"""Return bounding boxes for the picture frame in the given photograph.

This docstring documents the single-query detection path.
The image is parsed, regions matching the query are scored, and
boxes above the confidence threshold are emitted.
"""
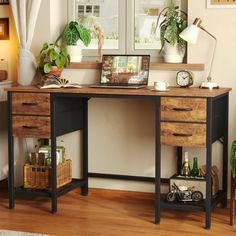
[207,0,236,8]
[0,0,9,5]
[0,18,9,40]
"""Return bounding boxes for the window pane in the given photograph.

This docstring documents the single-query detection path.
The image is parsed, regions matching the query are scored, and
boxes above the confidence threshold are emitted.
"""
[134,0,166,50]
[75,0,119,50]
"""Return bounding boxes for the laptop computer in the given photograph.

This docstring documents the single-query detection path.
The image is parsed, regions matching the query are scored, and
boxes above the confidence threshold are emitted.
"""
[91,54,150,89]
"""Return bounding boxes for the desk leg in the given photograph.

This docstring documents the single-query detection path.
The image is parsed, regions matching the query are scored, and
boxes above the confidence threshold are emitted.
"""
[81,98,89,196]
[155,97,161,224]
[8,92,14,209]
[230,175,235,225]
[222,94,229,208]
[205,98,213,229]
[51,95,57,213]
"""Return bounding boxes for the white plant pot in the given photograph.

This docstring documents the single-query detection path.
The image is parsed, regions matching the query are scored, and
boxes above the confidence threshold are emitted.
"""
[163,42,185,63]
[66,45,82,62]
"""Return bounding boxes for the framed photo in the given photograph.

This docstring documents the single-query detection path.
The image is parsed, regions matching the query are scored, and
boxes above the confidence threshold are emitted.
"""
[0,0,9,5]
[0,18,9,40]
[207,0,236,8]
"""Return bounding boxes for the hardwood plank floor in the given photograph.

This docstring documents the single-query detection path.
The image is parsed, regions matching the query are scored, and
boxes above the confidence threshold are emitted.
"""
[0,188,235,236]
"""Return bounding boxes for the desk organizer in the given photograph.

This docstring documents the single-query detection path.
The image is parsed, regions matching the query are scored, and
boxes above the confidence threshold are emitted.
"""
[23,159,72,189]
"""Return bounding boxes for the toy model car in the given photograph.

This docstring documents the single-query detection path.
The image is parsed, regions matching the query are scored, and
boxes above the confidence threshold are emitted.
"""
[166,183,203,202]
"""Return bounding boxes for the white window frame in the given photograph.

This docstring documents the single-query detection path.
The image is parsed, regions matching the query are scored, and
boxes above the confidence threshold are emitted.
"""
[67,0,185,62]
[126,0,161,62]
[68,0,126,60]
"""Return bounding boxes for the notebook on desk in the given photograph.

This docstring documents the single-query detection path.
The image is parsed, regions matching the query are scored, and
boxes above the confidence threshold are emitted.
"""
[90,54,150,89]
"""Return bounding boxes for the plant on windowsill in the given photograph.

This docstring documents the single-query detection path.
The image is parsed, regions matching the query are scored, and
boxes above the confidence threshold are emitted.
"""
[36,42,70,77]
[78,16,104,61]
[55,21,91,63]
[155,0,187,63]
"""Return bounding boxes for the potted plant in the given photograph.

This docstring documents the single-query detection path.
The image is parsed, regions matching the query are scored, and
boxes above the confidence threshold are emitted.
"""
[56,21,91,62]
[156,0,187,63]
[36,42,70,77]
[78,16,104,61]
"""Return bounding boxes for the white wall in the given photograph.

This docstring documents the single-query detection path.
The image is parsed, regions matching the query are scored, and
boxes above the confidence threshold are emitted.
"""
[0,5,18,81]
[187,0,236,195]
[0,4,18,180]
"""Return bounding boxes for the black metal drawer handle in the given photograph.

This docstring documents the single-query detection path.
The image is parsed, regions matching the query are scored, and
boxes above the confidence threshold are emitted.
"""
[173,133,192,137]
[22,102,38,106]
[22,125,38,129]
[172,108,193,111]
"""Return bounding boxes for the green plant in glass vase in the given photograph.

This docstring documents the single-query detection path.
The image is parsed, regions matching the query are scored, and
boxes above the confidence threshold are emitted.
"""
[156,0,187,63]
[36,42,70,77]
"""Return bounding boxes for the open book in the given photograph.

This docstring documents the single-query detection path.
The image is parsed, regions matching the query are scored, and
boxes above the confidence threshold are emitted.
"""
[39,76,81,89]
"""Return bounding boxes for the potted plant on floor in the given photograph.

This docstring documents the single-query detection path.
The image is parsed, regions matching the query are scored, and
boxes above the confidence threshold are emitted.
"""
[56,21,91,62]
[155,0,187,63]
[36,42,70,77]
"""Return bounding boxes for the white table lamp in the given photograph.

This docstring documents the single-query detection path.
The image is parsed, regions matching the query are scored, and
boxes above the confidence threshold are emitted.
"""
[179,18,218,89]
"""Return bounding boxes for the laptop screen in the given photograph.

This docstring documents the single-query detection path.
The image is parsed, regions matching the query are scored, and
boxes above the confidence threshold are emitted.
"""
[100,55,150,85]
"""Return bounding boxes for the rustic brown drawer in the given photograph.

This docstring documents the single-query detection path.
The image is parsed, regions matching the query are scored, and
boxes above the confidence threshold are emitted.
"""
[12,93,50,115]
[161,97,207,122]
[12,115,50,138]
[161,122,206,147]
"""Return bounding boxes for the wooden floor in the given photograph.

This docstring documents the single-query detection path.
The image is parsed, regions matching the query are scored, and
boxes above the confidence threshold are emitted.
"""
[0,188,235,236]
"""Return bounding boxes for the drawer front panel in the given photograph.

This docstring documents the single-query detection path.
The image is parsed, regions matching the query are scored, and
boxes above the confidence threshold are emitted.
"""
[161,122,206,147]
[12,93,50,115]
[161,97,207,122]
[12,115,50,138]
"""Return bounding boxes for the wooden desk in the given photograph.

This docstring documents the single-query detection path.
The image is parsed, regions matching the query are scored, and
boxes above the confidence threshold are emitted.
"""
[5,86,231,229]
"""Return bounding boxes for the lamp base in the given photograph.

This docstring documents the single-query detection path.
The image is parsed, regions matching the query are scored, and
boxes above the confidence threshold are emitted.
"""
[200,81,219,90]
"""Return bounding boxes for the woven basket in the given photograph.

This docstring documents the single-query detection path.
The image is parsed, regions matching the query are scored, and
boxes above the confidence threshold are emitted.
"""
[23,159,72,189]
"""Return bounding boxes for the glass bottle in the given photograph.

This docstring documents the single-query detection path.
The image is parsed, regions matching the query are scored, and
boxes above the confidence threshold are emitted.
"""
[180,151,191,176]
[190,157,199,177]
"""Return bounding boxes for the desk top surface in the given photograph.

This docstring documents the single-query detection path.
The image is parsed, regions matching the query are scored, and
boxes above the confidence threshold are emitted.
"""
[5,85,231,98]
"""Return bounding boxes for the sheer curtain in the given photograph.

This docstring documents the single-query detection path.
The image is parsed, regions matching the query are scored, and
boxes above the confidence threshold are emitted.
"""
[10,0,42,85]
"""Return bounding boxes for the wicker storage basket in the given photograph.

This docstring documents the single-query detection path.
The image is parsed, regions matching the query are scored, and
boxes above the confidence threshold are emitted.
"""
[24,159,72,189]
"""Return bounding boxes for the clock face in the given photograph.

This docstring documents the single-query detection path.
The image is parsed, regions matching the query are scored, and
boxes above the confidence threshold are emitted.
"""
[176,70,193,87]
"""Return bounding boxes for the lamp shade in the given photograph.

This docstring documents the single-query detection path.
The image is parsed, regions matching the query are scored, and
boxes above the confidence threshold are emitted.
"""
[179,24,200,44]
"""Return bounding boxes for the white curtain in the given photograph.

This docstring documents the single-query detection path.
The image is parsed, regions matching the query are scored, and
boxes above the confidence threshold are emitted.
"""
[10,0,42,86]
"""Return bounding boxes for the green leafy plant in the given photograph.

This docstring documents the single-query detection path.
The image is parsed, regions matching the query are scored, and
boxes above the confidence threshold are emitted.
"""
[36,42,70,74]
[156,0,187,53]
[56,21,91,46]
[231,140,236,177]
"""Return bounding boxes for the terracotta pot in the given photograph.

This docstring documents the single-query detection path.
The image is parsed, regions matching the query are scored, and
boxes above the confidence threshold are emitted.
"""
[48,66,63,77]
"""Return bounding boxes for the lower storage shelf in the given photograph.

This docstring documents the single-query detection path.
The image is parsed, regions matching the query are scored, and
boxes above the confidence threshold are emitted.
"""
[160,190,226,212]
[15,178,87,198]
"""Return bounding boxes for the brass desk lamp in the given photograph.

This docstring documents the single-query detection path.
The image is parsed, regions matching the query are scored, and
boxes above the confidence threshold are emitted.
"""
[179,18,218,89]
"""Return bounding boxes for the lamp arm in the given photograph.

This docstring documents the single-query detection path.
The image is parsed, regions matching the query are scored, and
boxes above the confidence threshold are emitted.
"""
[199,26,216,40]
[200,26,217,81]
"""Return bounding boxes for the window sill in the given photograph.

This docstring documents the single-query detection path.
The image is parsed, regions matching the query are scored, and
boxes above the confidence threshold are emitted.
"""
[68,62,204,71]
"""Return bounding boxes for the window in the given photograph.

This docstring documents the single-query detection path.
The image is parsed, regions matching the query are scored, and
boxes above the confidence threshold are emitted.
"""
[68,0,186,61]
